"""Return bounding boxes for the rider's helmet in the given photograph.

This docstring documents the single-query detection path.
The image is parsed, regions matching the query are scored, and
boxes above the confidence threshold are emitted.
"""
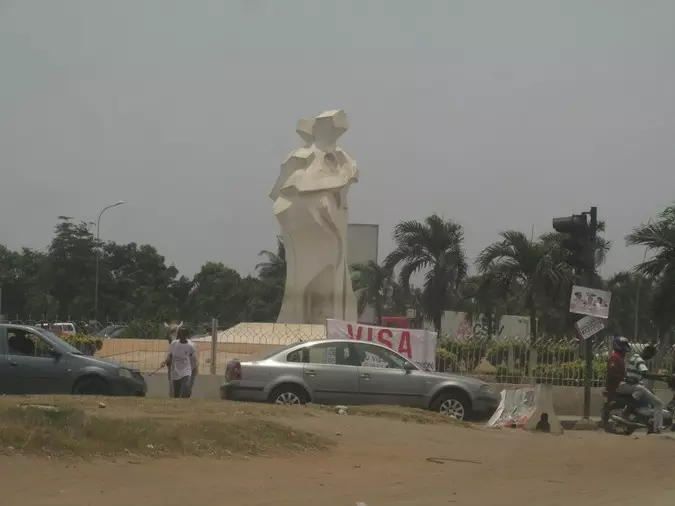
[613,335,631,354]
[640,343,657,361]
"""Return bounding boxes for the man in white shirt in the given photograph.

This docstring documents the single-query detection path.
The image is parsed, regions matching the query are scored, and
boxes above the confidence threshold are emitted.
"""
[163,327,198,398]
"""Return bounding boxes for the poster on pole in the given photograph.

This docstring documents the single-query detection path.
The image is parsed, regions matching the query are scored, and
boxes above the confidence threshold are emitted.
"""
[575,314,605,340]
[569,285,611,319]
[326,319,437,371]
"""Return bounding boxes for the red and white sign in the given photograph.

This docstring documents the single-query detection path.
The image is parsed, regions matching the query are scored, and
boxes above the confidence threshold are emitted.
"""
[326,319,437,371]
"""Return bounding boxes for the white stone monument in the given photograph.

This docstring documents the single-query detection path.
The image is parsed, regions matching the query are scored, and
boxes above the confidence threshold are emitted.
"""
[270,109,359,324]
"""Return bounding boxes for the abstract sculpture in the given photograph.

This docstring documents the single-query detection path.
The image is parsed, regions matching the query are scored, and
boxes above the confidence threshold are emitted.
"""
[270,109,359,324]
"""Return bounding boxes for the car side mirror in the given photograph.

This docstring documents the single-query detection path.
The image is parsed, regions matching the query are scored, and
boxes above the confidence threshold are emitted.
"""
[403,362,416,373]
[48,349,62,359]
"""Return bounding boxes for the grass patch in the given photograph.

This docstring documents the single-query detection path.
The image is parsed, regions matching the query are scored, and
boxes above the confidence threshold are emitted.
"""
[0,404,332,458]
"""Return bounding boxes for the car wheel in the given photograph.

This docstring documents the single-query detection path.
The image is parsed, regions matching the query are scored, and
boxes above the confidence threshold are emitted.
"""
[431,390,471,421]
[73,376,110,396]
[269,385,307,406]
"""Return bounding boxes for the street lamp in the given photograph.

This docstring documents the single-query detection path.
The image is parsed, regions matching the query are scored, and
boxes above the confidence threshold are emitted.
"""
[94,201,124,322]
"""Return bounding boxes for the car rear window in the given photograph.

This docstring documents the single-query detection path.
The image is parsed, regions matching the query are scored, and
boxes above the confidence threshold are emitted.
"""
[255,342,299,361]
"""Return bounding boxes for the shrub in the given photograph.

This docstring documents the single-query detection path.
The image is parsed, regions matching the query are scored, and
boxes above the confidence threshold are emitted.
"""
[438,336,608,385]
[61,333,103,356]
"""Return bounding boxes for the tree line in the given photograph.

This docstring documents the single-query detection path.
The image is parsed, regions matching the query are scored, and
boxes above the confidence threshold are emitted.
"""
[1,203,674,347]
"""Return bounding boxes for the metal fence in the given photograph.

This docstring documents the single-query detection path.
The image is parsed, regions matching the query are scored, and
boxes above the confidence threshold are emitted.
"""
[95,323,675,382]
[3,317,673,384]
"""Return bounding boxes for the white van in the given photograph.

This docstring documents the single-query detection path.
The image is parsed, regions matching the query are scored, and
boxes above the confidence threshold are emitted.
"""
[50,322,77,336]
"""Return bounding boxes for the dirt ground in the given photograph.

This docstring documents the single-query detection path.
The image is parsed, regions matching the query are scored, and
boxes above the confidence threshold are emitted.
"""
[2,401,675,506]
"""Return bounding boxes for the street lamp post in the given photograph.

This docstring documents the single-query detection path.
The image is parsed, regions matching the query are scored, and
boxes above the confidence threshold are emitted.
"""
[94,201,124,322]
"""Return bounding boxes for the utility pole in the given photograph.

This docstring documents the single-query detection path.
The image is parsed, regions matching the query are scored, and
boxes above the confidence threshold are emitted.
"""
[582,206,598,421]
[94,201,124,322]
[552,206,599,425]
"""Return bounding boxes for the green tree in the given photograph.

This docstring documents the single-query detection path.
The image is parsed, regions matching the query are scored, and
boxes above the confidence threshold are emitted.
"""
[604,271,657,339]
[188,262,250,326]
[456,270,507,340]
[384,214,468,337]
[539,221,611,284]
[350,261,395,325]
[256,237,286,283]
[1,247,44,319]
[238,275,280,322]
[385,278,413,317]
[477,231,570,342]
[45,217,98,319]
[100,242,180,321]
[626,203,675,347]
[254,237,286,321]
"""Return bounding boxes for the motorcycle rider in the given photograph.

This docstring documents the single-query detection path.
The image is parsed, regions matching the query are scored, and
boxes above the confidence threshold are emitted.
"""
[602,336,630,426]
[625,343,664,434]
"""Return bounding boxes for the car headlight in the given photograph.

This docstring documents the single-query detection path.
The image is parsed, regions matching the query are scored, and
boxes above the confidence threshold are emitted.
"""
[117,368,134,379]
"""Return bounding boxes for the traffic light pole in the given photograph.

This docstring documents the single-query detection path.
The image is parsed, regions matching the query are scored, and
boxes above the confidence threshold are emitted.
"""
[581,206,598,421]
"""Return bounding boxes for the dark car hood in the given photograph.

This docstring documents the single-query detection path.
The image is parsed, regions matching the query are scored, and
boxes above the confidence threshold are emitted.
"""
[75,354,138,372]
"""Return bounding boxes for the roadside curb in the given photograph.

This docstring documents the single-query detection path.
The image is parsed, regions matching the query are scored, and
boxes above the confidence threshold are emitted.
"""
[560,419,601,430]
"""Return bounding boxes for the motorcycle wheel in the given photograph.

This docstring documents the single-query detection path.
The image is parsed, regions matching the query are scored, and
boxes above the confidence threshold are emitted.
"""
[619,425,636,436]
[608,409,637,436]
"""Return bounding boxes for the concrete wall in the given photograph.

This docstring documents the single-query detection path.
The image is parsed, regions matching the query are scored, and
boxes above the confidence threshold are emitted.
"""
[143,373,673,416]
[347,223,379,324]
[347,223,379,267]
[432,311,533,340]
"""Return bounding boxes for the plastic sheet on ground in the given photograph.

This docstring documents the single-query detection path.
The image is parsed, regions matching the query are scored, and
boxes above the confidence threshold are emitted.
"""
[486,384,562,434]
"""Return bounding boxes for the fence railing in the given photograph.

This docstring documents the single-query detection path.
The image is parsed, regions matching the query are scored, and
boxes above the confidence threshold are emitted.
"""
[4,317,674,385]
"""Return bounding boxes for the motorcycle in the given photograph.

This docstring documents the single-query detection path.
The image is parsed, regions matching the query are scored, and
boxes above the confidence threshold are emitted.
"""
[602,375,675,435]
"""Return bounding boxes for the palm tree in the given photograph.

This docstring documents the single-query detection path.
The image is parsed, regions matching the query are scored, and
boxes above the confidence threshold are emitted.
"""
[477,231,570,342]
[458,270,506,340]
[350,261,394,325]
[604,271,656,339]
[384,214,468,337]
[256,237,286,284]
[626,203,675,348]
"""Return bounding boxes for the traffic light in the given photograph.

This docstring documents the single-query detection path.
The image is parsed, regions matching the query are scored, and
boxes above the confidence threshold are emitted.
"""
[553,207,599,423]
[552,214,589,236]
[553,214,590,273]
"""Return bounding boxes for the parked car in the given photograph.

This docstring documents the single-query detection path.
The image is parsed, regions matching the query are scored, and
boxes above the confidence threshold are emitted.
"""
[220,339,500,420]
[50,321,77,336]
[0,324,146,396]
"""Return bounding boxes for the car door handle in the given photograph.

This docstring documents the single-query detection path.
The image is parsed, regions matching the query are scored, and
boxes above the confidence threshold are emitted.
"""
[304,370,316,377]
[360,373,371,380]
[9,361,18,367]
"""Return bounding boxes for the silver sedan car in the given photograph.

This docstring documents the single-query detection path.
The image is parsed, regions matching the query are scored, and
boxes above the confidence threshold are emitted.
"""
[220,339,500,420]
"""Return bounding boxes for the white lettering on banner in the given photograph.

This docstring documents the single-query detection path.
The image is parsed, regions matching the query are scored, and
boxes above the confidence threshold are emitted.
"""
[326,319,437,371]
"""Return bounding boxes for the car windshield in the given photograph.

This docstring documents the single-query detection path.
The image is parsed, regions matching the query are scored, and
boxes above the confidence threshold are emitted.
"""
[95,325,118,337]
[34,328,83,355]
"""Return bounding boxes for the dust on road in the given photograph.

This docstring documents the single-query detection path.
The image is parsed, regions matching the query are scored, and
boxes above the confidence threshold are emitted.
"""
[1,405,674,506]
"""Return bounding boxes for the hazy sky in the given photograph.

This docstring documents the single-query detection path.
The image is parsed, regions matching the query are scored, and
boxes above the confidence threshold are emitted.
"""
[1,0,674,279]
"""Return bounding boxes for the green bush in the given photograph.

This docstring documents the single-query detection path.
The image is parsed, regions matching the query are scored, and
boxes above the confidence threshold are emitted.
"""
[438,337,608,386]
[62,333,103,356]
[531,359,606,386]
